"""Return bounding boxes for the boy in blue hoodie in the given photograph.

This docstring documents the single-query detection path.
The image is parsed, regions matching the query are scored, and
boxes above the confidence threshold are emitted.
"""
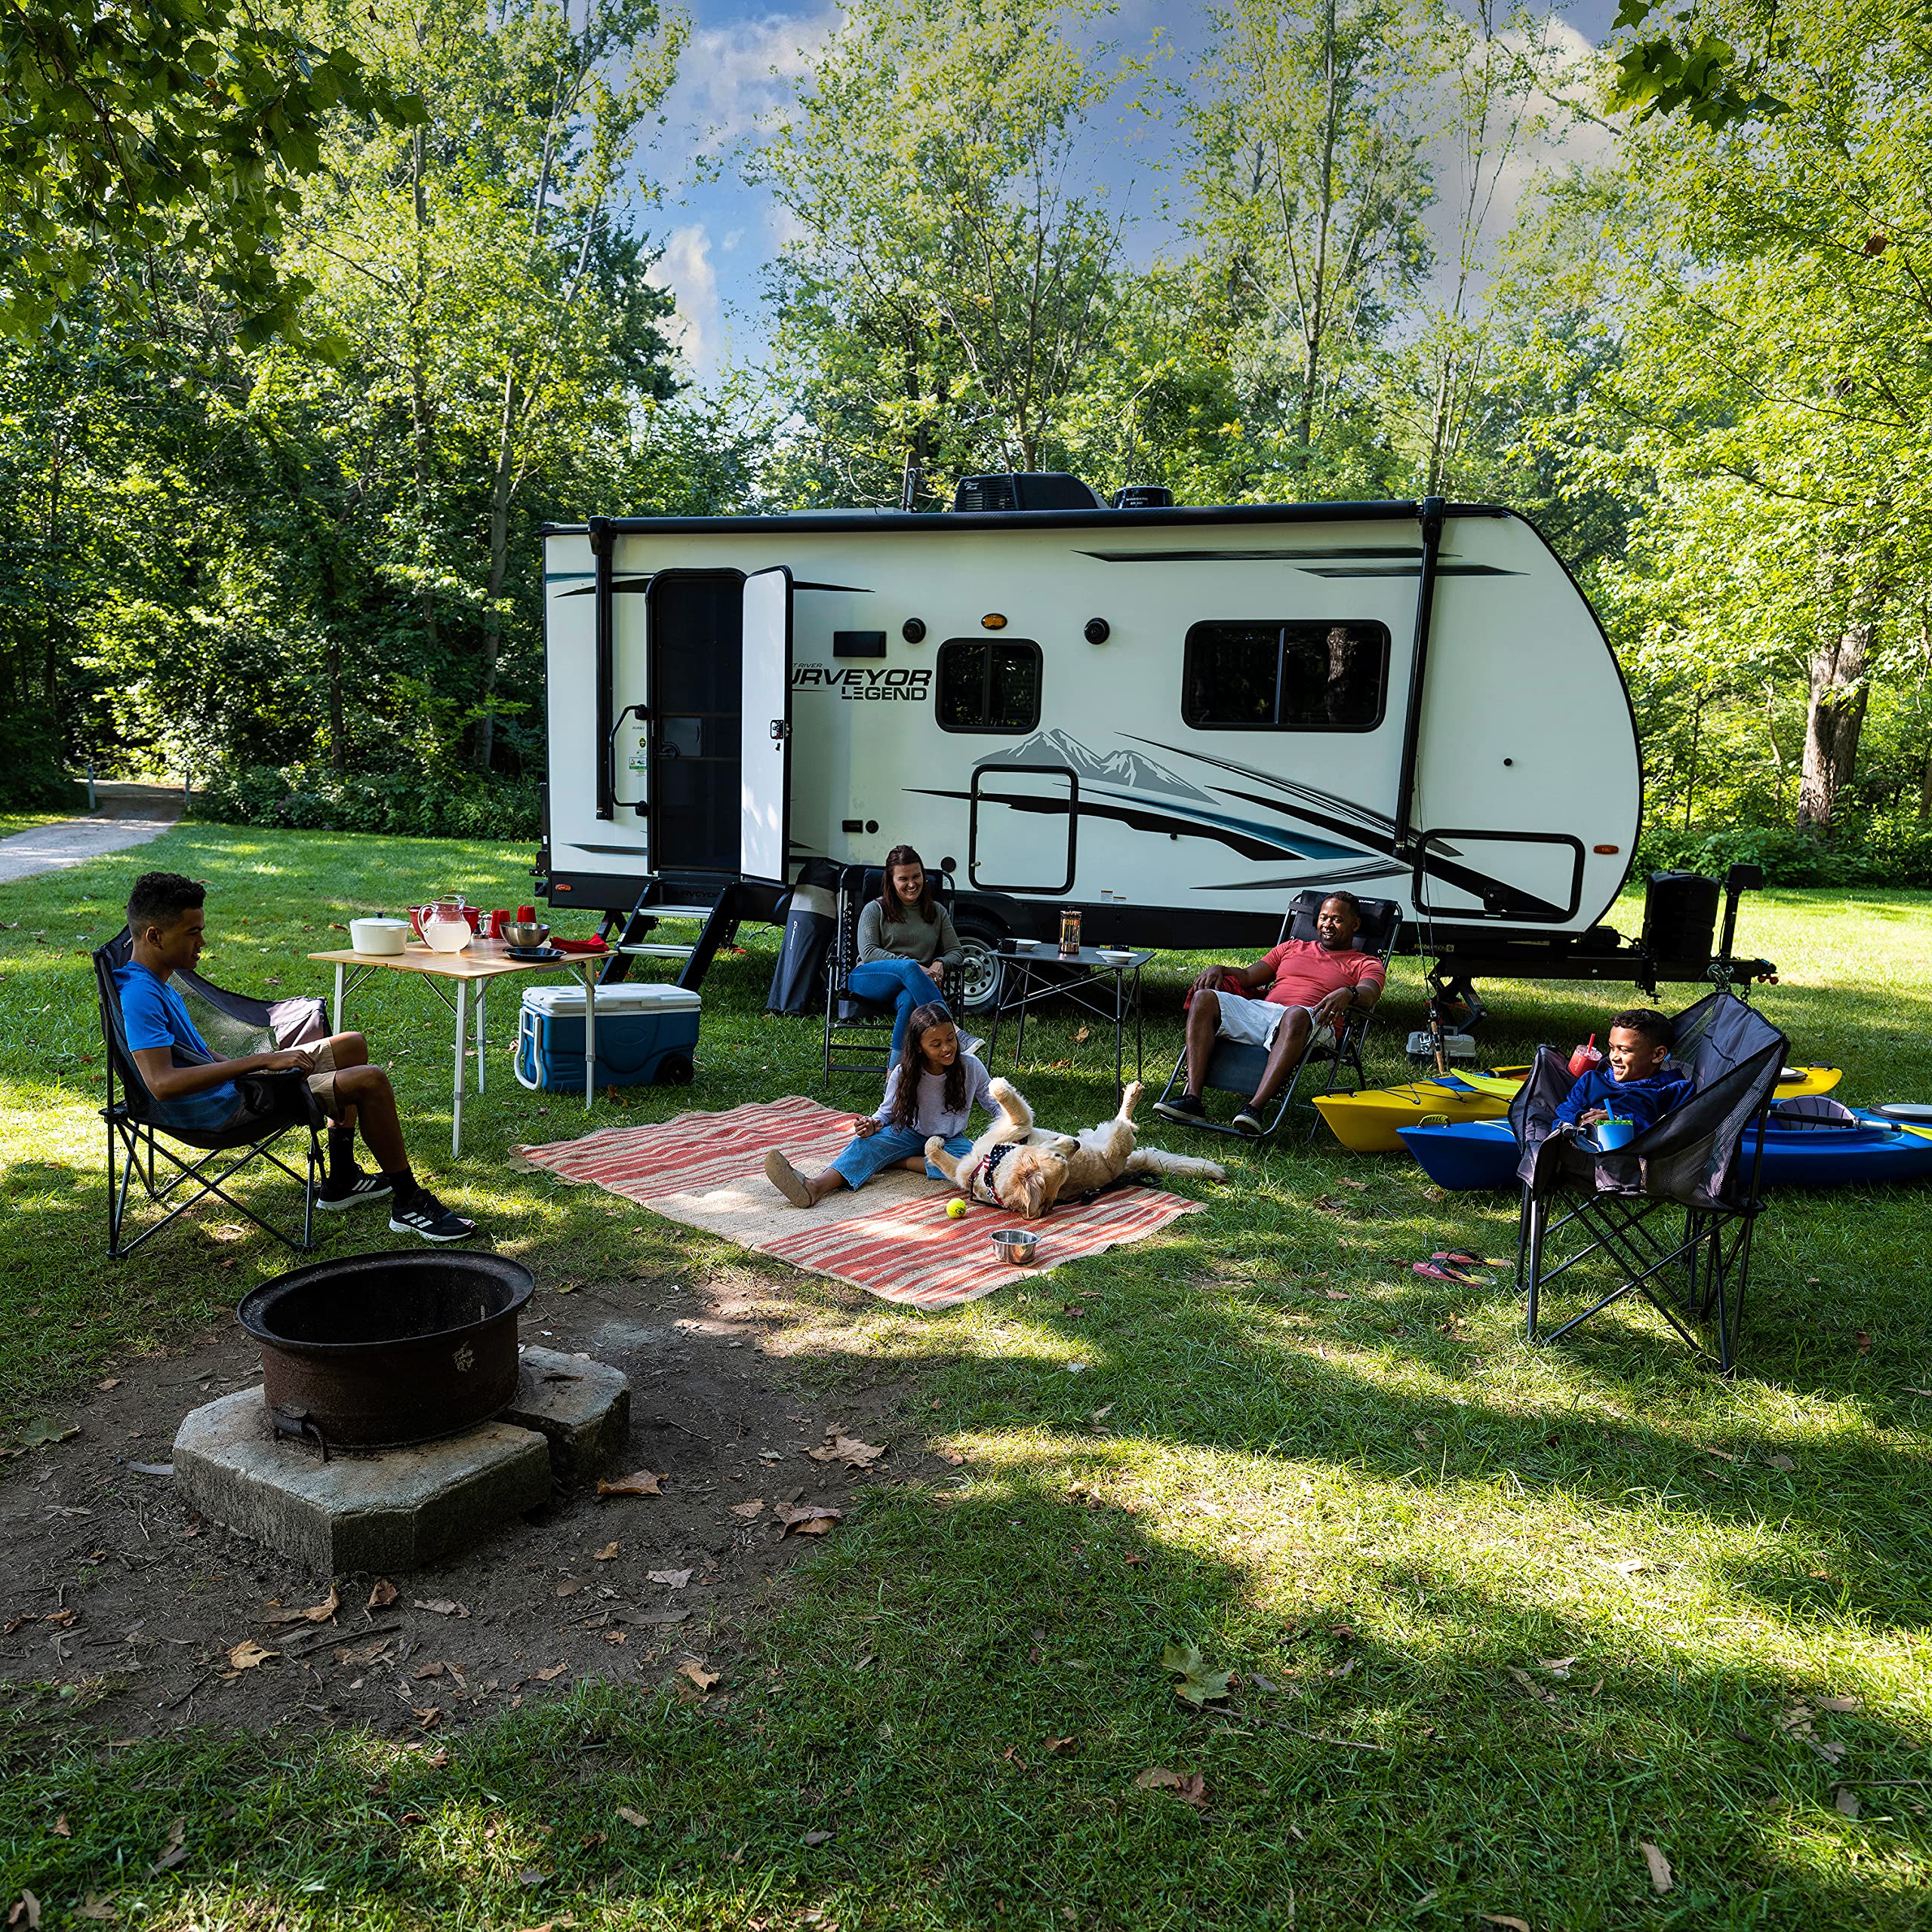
[1552,1008,1694,1134]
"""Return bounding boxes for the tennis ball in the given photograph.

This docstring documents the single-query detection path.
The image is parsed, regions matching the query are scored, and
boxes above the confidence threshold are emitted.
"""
[946,1198,968,1219]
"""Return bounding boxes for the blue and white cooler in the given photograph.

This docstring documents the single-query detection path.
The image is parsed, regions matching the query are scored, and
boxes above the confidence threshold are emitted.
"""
[515,982,701,1091]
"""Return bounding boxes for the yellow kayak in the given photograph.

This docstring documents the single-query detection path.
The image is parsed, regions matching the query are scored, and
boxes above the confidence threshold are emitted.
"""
[1315,1063,1843,1154]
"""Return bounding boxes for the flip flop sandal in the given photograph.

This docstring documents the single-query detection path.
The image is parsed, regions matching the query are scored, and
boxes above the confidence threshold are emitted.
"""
[1412,1260,1472,1283]
[1432,1250,1481,1268]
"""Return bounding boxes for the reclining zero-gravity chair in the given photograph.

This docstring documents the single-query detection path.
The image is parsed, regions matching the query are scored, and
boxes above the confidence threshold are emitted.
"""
[95,928,333,1259]
[1509,989,1788,1375]
[1154,889,1401,1139]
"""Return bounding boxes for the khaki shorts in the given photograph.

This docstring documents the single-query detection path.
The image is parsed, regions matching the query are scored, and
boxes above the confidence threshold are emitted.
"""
[300,1038,343,1117]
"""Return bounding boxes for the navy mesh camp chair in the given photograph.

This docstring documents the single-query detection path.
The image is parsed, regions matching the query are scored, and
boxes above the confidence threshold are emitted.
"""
[1509,990,1788,1374]
[1154,891,1401,1140]
[95,929,331,1260]
[820,864,958,1084]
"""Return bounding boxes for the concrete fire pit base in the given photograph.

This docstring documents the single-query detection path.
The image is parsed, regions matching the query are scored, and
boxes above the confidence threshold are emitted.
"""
[173,1392,553,1576]
[172,1352,632,1574]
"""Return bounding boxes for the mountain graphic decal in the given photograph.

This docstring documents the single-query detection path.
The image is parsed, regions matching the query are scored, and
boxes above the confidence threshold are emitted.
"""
[977,729,1214,802]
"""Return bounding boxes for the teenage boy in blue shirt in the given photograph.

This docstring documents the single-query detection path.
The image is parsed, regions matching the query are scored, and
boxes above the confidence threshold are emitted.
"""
[114,869,478,1241]
[1552,1007,1694,1134]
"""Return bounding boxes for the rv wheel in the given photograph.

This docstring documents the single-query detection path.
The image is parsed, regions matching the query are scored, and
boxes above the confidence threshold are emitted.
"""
[949,919,1006,1014]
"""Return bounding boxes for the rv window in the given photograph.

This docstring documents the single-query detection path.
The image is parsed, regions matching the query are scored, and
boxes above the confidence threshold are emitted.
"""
[937,639,1042,734]
[1182,620,1389,731]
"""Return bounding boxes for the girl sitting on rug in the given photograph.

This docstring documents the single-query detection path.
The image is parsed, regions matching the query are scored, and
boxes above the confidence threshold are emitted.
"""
[765,1003,995,1209]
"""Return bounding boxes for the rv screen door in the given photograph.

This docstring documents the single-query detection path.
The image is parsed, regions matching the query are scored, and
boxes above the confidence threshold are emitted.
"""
[740,567,793,883]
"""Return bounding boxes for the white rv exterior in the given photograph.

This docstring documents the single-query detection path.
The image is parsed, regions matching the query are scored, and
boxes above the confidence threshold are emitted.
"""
[537,498,1641,990]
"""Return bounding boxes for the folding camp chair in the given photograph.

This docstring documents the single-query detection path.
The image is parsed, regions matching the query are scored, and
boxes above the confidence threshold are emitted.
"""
[96,930,331,1260]
[1153,891,1401,1140]
[1510,990,1787,1374]
[821,864,958,1084]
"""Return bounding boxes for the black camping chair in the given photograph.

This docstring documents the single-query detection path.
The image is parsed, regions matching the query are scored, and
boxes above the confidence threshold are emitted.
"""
[1153,891,1401,1140]
[1511,990,1788,1374]
[96,930,332,1260]
[821,864,958,1085]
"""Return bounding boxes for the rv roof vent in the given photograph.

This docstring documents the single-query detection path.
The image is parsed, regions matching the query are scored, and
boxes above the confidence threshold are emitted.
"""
[951,472,1103,512]
[1110,484,1174,509]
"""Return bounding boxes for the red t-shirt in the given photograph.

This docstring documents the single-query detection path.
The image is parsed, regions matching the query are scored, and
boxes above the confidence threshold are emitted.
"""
[1258,938,1385,1011]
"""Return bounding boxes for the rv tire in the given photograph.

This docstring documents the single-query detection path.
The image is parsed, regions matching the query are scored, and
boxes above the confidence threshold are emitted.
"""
[949,915,1007,1016]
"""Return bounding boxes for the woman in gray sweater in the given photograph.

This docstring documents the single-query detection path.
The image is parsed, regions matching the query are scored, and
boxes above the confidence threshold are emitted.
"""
[850,844,964,1055]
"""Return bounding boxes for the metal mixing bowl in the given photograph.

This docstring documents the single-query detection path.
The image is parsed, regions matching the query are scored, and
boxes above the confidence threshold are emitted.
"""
[992,1229,1038,1265]
[504,921,550,949]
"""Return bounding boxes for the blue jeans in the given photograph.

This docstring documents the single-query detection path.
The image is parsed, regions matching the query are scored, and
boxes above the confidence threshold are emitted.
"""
[848,958,950,1056]
[830,1127,974,1189]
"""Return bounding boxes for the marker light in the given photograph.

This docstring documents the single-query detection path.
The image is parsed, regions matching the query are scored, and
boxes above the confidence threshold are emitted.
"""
[981,613,1008,630]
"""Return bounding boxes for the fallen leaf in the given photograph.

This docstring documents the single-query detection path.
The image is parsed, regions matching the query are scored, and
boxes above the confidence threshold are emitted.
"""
[96,1378,121,1392]
[151,1817,189,1872]
[648,1568,693,1588]
[597,1470,664,1498]
[268,1588,339,1626]
[1640,1841,1673,1895]
[1702,1445,1740,1463]
[1133,1767,1207,1808]
[1810,1737,1848,1764]
[1835,1785,1861,1818]
[1767,1454,1796,1472]
[1855,1331,1872,1355]
[51,1817,69,1837]
[774,1503,843,1536]
[555,1580,583,1598]
[1090,1404,1114,1420]
[413,1662,446,1680]
[801,1829,833,1846]
[1476,1918,1529,1932]
[1044,1734,1076,1753]
[75,1900,116,1921]
[730,1500,764,1519]
[808,1434,886,1469]
[594,1543,620,1561]
[605,1630,628,1645]
[413,1599,469,1618]
[412,1707,441,1729]
[43,1608,78,1628]
[1539,1657,1577,1679]
[1817,1695,1862,1712]
[8,1890,38,1930]
[226,1638,277,1671]
[534,1663,568,1681]
[368,1580,398,1609]
[616,1806,648,1829]
[20,1421,78,1450]
[1161,1638,1232,1706]
[335,1638,394,1666]
[678,1659,721,1692]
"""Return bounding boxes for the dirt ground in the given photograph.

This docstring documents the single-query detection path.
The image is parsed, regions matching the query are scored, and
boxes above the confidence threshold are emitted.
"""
[0,1269,948,1740]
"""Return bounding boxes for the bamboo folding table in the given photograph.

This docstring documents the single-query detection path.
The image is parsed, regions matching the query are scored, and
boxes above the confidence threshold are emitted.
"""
[306,940,601,1155]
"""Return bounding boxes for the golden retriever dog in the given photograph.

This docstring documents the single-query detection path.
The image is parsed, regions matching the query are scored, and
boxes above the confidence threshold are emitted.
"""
[925,1078,1226,1220]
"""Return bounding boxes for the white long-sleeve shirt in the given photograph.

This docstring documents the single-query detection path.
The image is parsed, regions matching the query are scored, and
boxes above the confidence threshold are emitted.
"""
[872,1053,995,1138]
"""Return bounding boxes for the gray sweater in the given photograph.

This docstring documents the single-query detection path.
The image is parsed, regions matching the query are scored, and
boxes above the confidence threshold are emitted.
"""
[856,896,963,971]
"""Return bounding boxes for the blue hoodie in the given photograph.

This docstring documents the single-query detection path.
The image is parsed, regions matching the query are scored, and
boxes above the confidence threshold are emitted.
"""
[1552,1065,1694,1135]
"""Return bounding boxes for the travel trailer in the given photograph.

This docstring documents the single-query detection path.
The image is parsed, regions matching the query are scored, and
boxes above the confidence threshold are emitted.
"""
[536,482,1732,1016]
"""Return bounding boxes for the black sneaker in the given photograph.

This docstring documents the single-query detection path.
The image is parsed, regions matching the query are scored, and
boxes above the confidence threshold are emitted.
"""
[1232,1104,1266,1136]
[1154,1092,1207,1125]
[388,1189,478,1243]
[315,1168,394,1213]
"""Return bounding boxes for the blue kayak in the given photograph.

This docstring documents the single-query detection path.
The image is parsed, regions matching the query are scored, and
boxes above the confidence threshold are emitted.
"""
[1400,1103,1932,1192]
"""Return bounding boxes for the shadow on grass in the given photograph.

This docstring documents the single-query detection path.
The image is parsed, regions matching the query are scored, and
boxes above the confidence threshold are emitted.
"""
[4,1447,1923,1929]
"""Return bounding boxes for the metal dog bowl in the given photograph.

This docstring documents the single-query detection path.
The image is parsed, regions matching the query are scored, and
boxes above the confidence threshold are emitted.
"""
[992,1229,1039,1266]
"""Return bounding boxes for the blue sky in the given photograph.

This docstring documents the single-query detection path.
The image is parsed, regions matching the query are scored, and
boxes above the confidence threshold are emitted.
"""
[638,0,1625,381]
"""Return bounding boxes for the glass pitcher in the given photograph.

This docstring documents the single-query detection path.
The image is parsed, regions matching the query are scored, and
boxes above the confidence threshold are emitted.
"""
[421,893,472,955]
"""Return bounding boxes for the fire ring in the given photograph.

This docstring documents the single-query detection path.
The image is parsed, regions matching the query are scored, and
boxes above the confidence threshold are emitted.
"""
[238,1250,536,1454]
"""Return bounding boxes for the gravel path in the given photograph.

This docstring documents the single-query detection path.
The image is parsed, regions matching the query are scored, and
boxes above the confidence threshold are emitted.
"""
[0,783,183,887]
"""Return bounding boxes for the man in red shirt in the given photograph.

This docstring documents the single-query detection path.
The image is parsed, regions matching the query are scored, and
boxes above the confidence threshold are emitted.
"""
[1155,892,1385,1134]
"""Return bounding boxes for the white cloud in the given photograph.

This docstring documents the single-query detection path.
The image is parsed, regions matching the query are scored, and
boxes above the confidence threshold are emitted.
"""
[647,222,722,375]
[657,5,843,179]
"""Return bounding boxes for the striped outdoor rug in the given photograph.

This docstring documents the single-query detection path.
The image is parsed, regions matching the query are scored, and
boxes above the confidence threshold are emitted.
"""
[514,1096,1207,1311]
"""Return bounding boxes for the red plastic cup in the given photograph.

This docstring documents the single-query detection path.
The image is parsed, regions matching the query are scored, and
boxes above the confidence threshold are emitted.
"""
[517,905,536,923]
[1568,1033,1602,1078]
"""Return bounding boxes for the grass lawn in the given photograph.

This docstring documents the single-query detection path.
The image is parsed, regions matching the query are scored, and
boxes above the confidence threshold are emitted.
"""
[2,824,1930,1929]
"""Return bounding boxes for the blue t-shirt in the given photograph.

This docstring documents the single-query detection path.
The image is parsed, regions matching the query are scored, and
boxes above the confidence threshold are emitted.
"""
[1553,1064,1694,1135]
[112,961,239,1129]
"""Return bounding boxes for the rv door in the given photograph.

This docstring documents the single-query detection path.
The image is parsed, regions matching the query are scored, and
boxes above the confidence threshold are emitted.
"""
[741,566,794,883]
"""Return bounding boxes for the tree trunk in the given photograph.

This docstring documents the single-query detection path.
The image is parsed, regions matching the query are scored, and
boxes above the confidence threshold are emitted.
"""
[1796,617,1872,835]
[318,555,346,775]
[475,368,518,774]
